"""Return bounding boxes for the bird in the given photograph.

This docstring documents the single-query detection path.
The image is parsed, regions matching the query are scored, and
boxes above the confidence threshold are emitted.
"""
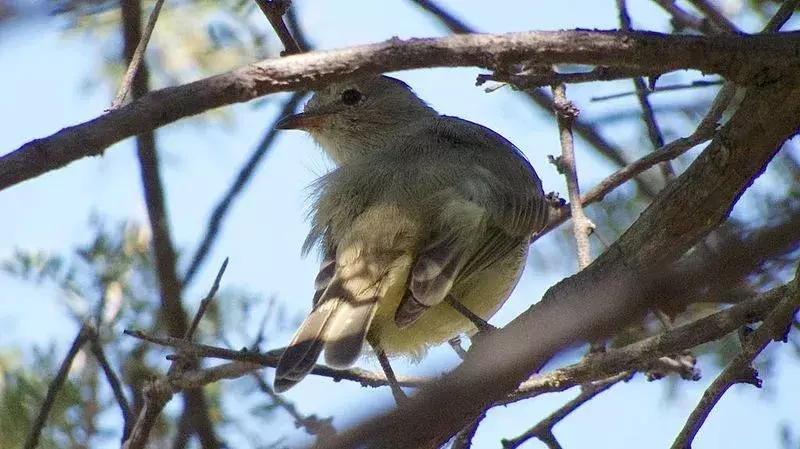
[272,75,550,393]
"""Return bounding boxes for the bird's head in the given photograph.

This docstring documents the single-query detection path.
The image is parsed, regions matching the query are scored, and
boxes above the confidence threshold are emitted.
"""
[275,75,436,164]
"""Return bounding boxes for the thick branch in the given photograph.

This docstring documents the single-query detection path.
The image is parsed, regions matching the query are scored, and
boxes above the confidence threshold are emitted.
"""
[3,30,800,191]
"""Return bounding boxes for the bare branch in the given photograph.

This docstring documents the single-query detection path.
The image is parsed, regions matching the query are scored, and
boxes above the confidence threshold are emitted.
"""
[550,84,592,268]
[122,375,174,449]
[502,372,632,449]
[686,0,739,33]
[121,259,231,449]
[123,329,427,388]
[616,0,673,179]
[110,0,164,109]
[650,0,719,33]
[185,257,229,340]
[764,0,800,32]
[590,79,722,102]
[24,326,91,449]
[533,80,737,243]
[4,30,800,192]
[670,266,800,449]
[409,0,472,34]
[481,64,669,88]
[88,335,133,441]
[254,0,303,55]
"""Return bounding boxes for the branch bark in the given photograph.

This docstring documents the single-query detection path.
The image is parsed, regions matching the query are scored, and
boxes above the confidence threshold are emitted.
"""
[3,30,800,191]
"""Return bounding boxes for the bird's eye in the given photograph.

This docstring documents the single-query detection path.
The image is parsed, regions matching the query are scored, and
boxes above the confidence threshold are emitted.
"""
[341,89,362,105]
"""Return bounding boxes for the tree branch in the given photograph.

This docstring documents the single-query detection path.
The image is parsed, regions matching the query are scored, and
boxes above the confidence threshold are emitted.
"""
[501,371,632,449]
[3,30,800,191]
[670,266,800,449]
[88,335,133,441]
[550,84,592,268]
[616,0,673,179]
[24,326,91,449]
[685,0,739,33]
[504,283,788,405]
[110,0,164,109]
[123,329,427,388]
[254,0,302,55]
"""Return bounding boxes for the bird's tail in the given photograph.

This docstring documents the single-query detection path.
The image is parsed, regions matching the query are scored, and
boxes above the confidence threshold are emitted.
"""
[273,270,384,392]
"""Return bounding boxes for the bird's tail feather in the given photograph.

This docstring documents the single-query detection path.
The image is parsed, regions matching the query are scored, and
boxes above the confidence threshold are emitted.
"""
[274,275,383,392]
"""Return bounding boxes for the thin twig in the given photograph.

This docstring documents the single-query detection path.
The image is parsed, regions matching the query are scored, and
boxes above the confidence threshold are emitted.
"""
[24,326,91,449]
[185,258,229,340]
[764,0,800,32]
[122,262,231,449]
[178,361,263,387]
[284,2,312,52]
[375,346,408,404]
[550,84,592,268]
[110,0,165,109]
[502,283,788,406]
[686,0,739,33]
[254,0,302,55]
[252,373,336,438]
[123,329,426,388]
[501,372,632,449]
[533,79,737,243]
[591,80,722,102]
[617,0,673,179]
[409,0,471,34]
[482,65,664,89]
[670,265,800,449]
[650,0,718,33]
[88,335,133,441]
[183,93,304,286]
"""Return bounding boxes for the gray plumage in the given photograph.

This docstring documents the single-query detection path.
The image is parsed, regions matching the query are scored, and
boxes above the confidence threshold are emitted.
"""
[273,76,549,392]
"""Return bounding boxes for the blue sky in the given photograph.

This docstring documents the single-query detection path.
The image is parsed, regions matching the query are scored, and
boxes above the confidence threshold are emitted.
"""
[1,0,799,448]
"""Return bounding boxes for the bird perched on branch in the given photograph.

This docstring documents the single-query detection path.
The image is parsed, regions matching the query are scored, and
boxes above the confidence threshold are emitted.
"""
[273,75,549,393]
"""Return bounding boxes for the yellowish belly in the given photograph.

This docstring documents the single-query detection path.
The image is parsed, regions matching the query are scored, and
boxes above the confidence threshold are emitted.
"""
[367,244,528,360]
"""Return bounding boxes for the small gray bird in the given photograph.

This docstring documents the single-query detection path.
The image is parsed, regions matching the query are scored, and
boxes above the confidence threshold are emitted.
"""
[273,75,549,392]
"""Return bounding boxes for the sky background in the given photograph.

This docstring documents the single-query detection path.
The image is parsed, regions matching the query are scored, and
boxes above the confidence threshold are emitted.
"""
[1,0,799,448]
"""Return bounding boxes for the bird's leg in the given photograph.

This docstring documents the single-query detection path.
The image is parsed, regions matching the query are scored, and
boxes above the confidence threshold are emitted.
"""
[368,339,407,405]
[445,294,497,333]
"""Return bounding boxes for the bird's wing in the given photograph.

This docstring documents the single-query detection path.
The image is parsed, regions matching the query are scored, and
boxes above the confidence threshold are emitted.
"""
[395,116,550,328]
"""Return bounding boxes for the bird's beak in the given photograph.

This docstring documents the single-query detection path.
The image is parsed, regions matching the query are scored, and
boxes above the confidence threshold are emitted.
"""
[274,112,330,131]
